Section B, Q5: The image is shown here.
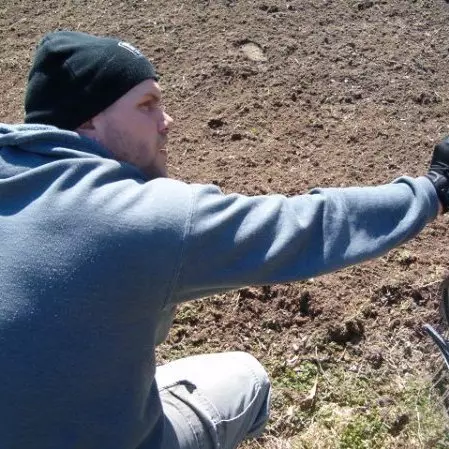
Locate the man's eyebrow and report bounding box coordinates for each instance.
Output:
[136,93,161,107]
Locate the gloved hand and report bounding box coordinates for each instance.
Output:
[426,138,449,213]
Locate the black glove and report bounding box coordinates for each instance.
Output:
[426,138,449,213]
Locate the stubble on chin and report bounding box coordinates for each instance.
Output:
[142,152,168,179]
[103,124,168,179]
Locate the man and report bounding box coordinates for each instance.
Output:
[0,30,448,449]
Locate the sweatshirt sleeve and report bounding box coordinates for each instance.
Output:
[171,176,439,303]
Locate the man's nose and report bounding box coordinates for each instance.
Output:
[159,111,173,134]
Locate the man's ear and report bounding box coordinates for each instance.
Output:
[76,119,97,139]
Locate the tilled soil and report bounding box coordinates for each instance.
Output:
[2,0,449,443]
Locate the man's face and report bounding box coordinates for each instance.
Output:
[92,79,173,178]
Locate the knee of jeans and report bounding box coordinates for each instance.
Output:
[232,352,271,397]
[231,352,271,439]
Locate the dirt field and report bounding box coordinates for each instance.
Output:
[2,0,449,447]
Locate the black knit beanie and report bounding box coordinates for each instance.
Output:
[24,30,158,130]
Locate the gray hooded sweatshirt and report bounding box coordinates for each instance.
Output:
[0,123,439,448]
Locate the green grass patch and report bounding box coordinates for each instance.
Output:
[272,366,449,449]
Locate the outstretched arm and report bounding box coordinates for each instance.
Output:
[173,175,438,303]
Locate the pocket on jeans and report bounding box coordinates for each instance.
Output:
[165,380,222,449]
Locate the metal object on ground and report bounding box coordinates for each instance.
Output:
[424,277,449,371]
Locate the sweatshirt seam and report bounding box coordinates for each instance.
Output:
[418,175,440,220]
[393,175,439,221]
[163,184,198,307]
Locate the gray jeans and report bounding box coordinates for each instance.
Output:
[156,352,271,449]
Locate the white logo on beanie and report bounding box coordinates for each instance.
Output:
[118,41,144,58]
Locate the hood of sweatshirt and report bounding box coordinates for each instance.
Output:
[0,123,115,177]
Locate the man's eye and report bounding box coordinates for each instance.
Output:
[141,101,163,111]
